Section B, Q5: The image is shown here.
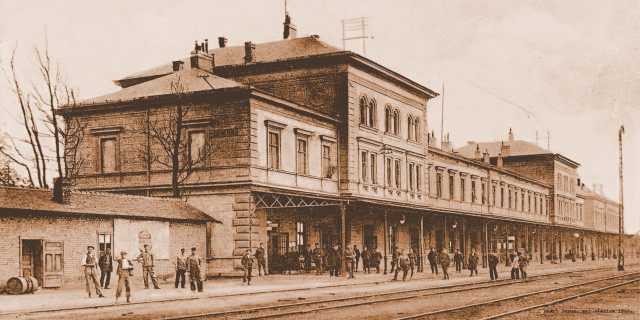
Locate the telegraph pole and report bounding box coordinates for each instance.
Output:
[618,125,625,271]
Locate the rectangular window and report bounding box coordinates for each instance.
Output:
[268,131,280,170]
[534,196,538,213]
[557,173,563,190]
[296,222,305,246]
[500,187,504,207]
[370,153,377,184]
[564,176,569,192]
[297,137,308,175]
[322,145,332,178]
[481,182,486,204]
[416,165,422,192]
[460,177,466,201]
[100,137,117,173]
[389,225,397,252]
[188,130,206,165]
[436,172,442,197]
[471,180,477,203]
[449,175,454,199]
[394,159,401,188]
[528,194,532,212]
[492,185,496,206]
[409,163,415,191]
[508,189,512,209]
[386,158,392,186]
[361,151,368,182]
[98,233,112,255]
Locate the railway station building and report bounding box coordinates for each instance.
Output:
[59,23,627,276]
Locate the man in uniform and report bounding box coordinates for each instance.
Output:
[330,245,341,277]
[393,250,409,281]
[137,244,159,289]
[518,251,529,281]
[488,252,500,280]
[361,246,371,274]
[353,245,361,272]
[255,243,267,276]
[115,251,133,303]
[313,243,324,275]
[440,249,450,280]
[428,247,439,275]
[407,248,417,279]
[242,249,254,285]
[390,247,400,273]
[187,247,203,292]
[344,244,355,279]
[175,248,187,288]
[82,245,105,298]
[99,248,113,289]
[373,248,383,273]
[468,248,479,277]
[453,249,463,273]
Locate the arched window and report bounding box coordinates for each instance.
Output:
[368,99,376,127]
[414,118,420,142]
[359,96,367,125]
[407,116,414,140]
[392,109,400,135]
[385,105,392,133]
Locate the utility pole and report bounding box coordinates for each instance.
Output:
[441,83,445,147]
[618,125,625,271]
[342,17,369,56]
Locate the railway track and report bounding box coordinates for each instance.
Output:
[394,272,640,320]
[164,265,637,320]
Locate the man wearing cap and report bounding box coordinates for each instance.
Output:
[81,245,104,298]
[242,249,254,285]
[186,247,203,292]
[255,243,267,276]
[137,244,160,289]
[115,251,133,303]
[99,248,113,289]
[175,248,188,289]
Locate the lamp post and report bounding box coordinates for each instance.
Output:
[618,125,625,271]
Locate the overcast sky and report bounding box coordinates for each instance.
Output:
[1,0,638,233]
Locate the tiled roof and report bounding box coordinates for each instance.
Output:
[82,68,242,105]
[116,36,343,84]
[0,187,220,223]
[455,140,552,159]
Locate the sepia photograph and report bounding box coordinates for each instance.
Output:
[0,1,638,319]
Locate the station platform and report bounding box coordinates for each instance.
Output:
[0,258,636,315]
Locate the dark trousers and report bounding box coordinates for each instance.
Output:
[442,266,449,279]
[142,266,159,289]
[355,258,359,272]
[330,264,340,276]
[375,262,380,274]
[489,266,498,280]
[175,269,186,288]
[100,269,111,288]
[243,267,252,284]
[116,273,131,298]
[394,265,408,281]
[390,260,398,272]
[257,260,267,275]
[190,270,203,292]
[455,262,462,272]
[409,266,415,278]
[470,268,478,276]
[314,258,324,274]
[430,261,438,274]
[511,267,520,279]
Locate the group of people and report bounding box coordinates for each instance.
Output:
[83,245,204,303]
[426,247,481,280]
[285,243,385,278]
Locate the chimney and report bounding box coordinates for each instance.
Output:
[508,127,514,141]
[204,39,209,53]
[500,141,511,157]
[190,39,214,72]
[429,131,437,147]
[172,60,184,72]
[475,145,481,160]
[52,177,71,204]
[218,37,227,48]
[441,132,452,152]
[497,153,503,167]
[283,13,297,39]
[244,41,256,64]
[483,151,490,163]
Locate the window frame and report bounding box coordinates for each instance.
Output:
[187,129,207,167]
[296,135,309,175]
[99,136,118,174]
[370,153,378,184]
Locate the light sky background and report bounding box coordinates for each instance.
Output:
[1,0,638,233]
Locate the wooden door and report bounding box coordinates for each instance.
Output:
[21,242,34,277]
[43,241,63,288]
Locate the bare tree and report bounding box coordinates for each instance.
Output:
[0,133,33,186]
[136,77,212,198]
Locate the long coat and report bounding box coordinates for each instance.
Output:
[468,252,479,270]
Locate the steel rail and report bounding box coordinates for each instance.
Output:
[393,272,640,320]
[165,267,636,320]
[479,278,640,320]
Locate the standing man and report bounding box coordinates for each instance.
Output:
[373,248,383,274]
[407,248,417,279]
[428,247,439,275]
[361,246,371,274]
[82,246,105,298]
[255,243,268,276]
[453,249,463,273]
[488,252,500,280]
[330,245,341,277]
[345,244,355,279]
[511,252,520,280]
[393,250,409,281]
[313,243,324,275]
[440,249,450,280]
[519,251,529,282]
[242,249,254,285]
[99,248,113,289]
[137,244,160,289]
[353,245,361,272]
[115,251,133,304]
[390,247,399,273]
[175,248,188,289]
[187,247,203,292]
[468,248,479,277]
[304,244,312,274]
